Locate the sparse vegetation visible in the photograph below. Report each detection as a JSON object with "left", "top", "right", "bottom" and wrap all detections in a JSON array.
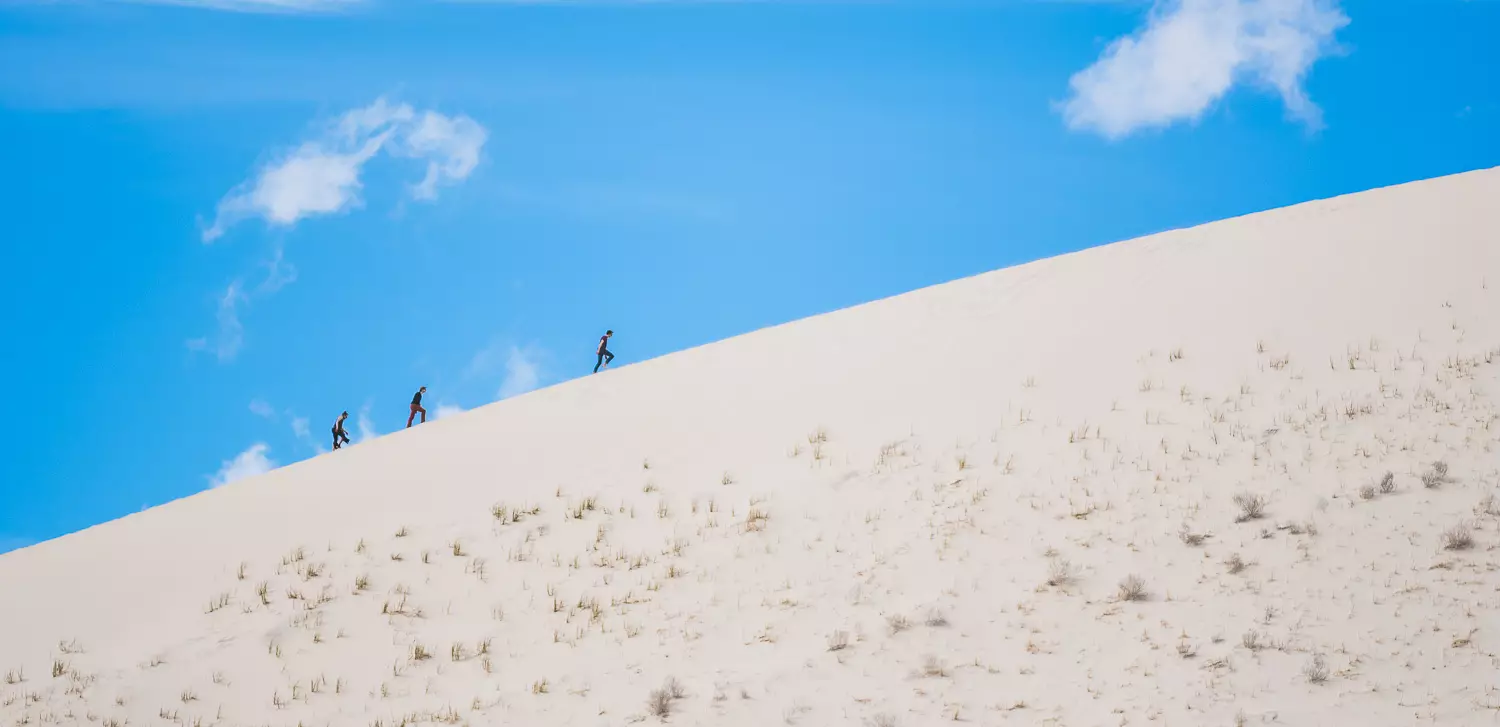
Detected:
[
  {"left": 1441, "top": 522, "right": 1474, "bottom": 551},
  {"left": 921, "top": 656, "right": 949, "bottom": 677},
  {"left": 1303, "top": 654, "right": 1329, "bottom": 684},
  {"left": 1117, "top": 574, "right": 1148, "bottom": 602},
  {"left": 827, "top": 631, "right": 850, "bottom": 651},
  {"left": 887, "top": 614, "right": 912, "bottom": 635},
  {"left": 1224, "top": 553, "right": 1246, "bottom": 574},
  {"left": 1379, "top": 471, "right": 1396, "bottom": 494},
  {"left": 1178, "top": 523, "right": 1206, "bottom": 546},
  {"left": 1045, "top": 556, "right": 1075, "bottom": 586},
  {"left": 1423, "top": 461, "right": 1450, "bottom": 488},
  {"left": 925, "top": 609, "right": 949, "bottom": 627},
  {"left": 647, "top": 677, "right": 684, "bottom": 718},
  {"left": 1359, "top": 483, "right": 1376, "bottom": 500},
  {"left": 1233, "top": 492, "right": 1267, "bottom": 522},
  {"left": 1479, "top": 493, "right": 1500, "bottom": 517},
  {"left": 745, "top": 507, "right": 769, "bottom": 532}
]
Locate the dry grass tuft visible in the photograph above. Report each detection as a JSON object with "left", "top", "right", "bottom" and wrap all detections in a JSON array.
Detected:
[
  {"left": 1233, "top": 492, "right": 1267, "bottom": 522},
  {"left": 1379, "top": 471, "right": 1396, "bottom": 494},
  {"left": 1423, "top": 461, "right": 1450, "bottom": 489},
  {"left": 921, "top": 656, "right": 949, "bottom": 677},
  {"left": 827, "top": 631, "right": 851, "bottom": 651},
  {"left": 1178, "top": 523, "right": 1206, "bottom": 546},
  {"left": 1303, "top": 654, "right": 1329, "bottom": 684},
  {"left": 1045, "top": 556, "right": 1075, "bottom": 586},
  {"left": 1117, "top": 574, "right": 1148, "bottom": 602},
  {"left": 1224, "top": 553, "right": 1246, "bottom": 574},
  {"left": 647, "top": 677, "right": 685, "bottom": 718},
  {"left": 1359, "top": 483, "right": 1377, "bottom": 501},
  {"left": 1441, "top": 522, "right": 1474, "bottom": 551},
  {"left": 886, "top": 614, "right": 912, "bottom": 635}
]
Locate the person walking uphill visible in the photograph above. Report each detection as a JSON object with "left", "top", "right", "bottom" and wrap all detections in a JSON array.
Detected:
[
  {"left": 594, "top": 330, "right": 614, "bottom": 373},
  {"left": 332, "top": 411, "right": 351, "bottom": 450},
  {"left": 407, "top": 387, "right": 428, "bottom": 428}
]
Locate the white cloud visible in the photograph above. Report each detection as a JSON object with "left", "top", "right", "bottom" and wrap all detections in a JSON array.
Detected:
[
  {"left": 1060, "top": 0, "right": 1348, "bottom": 139},
  {"left": 498, "top": 345, "right": 543, "bottom": 399},
  {"left": 356, "top": 402, "right": 379, "bottom": 442},
  {"left": 402, "top": 111, "right": 489, "bottom": 201},
  {"left": 187, "top": 282, "right": 247, "bottom": 362},
  {"left": 287, "top": 414, "right": 328, "bottom": 454},
  {"left": 203, "top": 97, "right": 486, "bottom": 241},
  {"left": 208, "top": 443, "right": 276, "bottom": 488},
  {"left": 257, "top": 244, "right": 299, "bottom": 295},
  {"left": 433, "top": 403, "right": 466, "bottom": 420},
  {"left": 249, "top": 398, "right": 275, "bottom": 418}
]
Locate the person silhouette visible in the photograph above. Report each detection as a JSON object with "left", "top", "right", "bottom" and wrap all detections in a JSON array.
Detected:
[
  {"left": 332, "top": 411, "right": 351, "bottom": 450},
  {"left": 407, "top": 387, "right": 428, "bottom": 428},
  {"left": 594, "top": 330, "right": 614, "bottom": 373}
]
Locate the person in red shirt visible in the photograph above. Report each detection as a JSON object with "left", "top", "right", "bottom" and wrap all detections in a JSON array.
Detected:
[
  {"left": 594, "top": 330, "right": 614, "bottom": 373},
  {"left": 407, "top": 387, "right": 427, "bottom": 428}
]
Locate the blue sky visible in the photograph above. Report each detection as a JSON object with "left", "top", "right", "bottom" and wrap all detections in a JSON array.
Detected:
[{"left": 1, "top": 0, "right": 1496, "bottom": 553}]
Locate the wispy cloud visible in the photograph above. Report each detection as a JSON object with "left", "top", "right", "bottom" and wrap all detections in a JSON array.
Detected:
[
  {"left": 498, "top": 345, "right": 543, "bottom": 399},
  {"left": 257, "top": 244, "right": 299, "bottom": 295},
  {"left": 186, "top": 282, "right": 247, "bottom": 362},
  {"left": 465, "top": 341, "right": 548, "bottom": 400},
  {"left": 402, "top": 111, "right": 488, "bottom": 201},
  {"left": 202, "top": 97, "right": 487, "bottom": 241},
  {"left": 433, "top": 403, "right": 466, "bottom": 420},
  {"left": 249, "top": 398, "right": 276, "bottom": 418},
  {"left": 356, "top": 402, "right": 380, "bottom": 442},
  {"left": 208, "top": 442, "right": 276, "bottom": 488},
  {"left": 1060, "top": 0, "right": 1348, "bottom": 139}
]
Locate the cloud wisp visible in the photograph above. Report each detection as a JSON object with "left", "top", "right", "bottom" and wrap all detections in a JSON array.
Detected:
[
  {"left": 186, "top": 282, "right": 247, "bottom": 362},
  {"left": 498, "top": 345, "right": 543, "bottom": 400},
  {"left": 1060, "top": 0, "right": 1349, "bottom": 139},
  {"left": 249, "top": 398, "right": 276, "bottom": 418},
  {"left": 207, "top": 442, "right": 276, "bottom": 488},
  {"left": 202, "top": 97, "right": 487, "bottom": 242}
]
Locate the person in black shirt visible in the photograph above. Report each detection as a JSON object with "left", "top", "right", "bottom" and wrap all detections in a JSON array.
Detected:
[
  {"left": 407, "top": 387, "right": 427, "bottom": 428},
  {"left": 594, "top": 330, "right": 614, "bottom": 373},
  {"left": 332, "top": 411, "right": 351, "bottom": 450}
]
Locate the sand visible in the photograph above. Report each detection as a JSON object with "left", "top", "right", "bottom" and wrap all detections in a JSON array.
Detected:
[{"left": 2, "top": 166, "right": 1499, "bottom": 726}]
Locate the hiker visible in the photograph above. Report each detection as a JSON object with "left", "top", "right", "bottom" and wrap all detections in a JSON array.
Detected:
[
  {"left": 332, "top": 411, "right": 351, "bottom": 450},
  {"left": 407, "top": 387, "right": 428, "bottom": 428},
  {"left": 594, "top": 330, "right": 615, "bottom": 373}
]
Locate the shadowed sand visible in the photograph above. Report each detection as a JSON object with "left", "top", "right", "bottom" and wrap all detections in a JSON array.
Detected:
[{"left": 3, "top": 167, "right": 1499, "bottom": 726}]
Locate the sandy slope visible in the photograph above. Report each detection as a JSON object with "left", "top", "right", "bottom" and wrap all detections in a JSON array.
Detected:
[{"left": 3, "top": 167, "right": 1500, "bottom": 727}]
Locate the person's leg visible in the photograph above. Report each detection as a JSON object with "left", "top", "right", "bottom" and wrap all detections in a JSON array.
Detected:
[
  {"left": 333, "top": 433, "right": 340, "bottom": 450},
  {"left": 605, "top": 350, "right": 614, "bottom": 366},
  {"left": 594, "top": 353, "right": 605, "bottom": 373},
  {"left": 418, "top": 405, "right": 427, "bottom": 423},
  {"left": 407, "top": 406, "right": 417, "bottom": 428}
]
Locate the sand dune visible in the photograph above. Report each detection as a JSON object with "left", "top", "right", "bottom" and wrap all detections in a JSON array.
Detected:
[{"left": 3, "top": 167, "right": 1499, "bottom": 726}]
